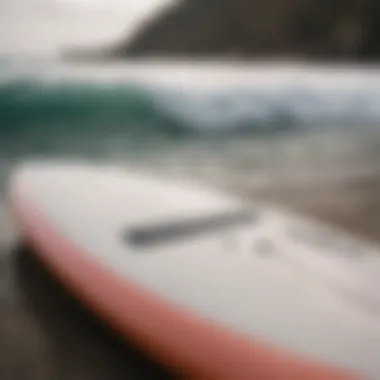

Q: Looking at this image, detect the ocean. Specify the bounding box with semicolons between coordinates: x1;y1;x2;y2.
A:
2;1;380;379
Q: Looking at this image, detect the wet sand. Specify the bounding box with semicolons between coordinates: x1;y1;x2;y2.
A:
253;176;380;244
2;175;380;379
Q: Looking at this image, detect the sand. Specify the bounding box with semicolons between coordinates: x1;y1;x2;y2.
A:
2;175;380;380
253;177;380;244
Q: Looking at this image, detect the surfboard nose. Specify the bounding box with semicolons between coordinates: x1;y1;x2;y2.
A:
10;162;47;197
10;161;61;196
8;161;88;209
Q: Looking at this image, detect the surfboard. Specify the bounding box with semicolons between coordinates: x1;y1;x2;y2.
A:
9;161;380;379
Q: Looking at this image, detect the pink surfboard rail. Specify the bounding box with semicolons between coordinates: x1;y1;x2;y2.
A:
10;181;360;380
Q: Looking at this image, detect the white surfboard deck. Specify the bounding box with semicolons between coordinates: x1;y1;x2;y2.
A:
9;161;380;379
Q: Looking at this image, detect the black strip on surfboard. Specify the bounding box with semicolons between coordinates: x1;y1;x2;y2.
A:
125;210;257;248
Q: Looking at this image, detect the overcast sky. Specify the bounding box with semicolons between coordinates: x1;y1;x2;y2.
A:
0;0;177;56
55;0;175;12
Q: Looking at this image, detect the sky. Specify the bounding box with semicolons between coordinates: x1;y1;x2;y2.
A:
0;0;176;56
55;0;174;12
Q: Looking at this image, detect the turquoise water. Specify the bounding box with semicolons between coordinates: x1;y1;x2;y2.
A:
2;59;380;183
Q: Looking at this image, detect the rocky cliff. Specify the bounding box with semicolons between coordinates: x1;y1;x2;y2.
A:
110;0;380;61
